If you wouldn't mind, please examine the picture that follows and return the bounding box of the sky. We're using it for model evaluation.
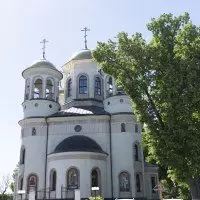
[0,0,200,181]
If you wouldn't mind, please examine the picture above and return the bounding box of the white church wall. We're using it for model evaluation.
[47,116,110,154]
[110,114,142,198]
[23,100,60,118]
[104,95,133,114]
[144,171,159,199]
[47,152,107,198]
[19,120,47,194]
[64,60,103,102]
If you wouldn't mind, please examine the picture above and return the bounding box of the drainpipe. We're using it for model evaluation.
[44,117,49,200]
[109,115,114,200]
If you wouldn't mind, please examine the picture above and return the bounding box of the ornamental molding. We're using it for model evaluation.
[48,151,107,162]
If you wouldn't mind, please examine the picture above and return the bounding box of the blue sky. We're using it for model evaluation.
[0,0,200,181]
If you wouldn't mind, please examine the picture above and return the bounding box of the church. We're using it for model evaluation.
[14,36,159,200]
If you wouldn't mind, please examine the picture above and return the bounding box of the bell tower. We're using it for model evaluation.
[22,58,63,118]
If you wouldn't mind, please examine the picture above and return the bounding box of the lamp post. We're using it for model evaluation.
[91,187,99,200]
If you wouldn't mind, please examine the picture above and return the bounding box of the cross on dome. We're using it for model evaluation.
[40,38,48,59]
[81,27,90,50]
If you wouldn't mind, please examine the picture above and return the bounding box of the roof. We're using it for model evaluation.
[54,135,106,154]
[22,58,63,78]
[51,106,109,117]
[29,59,56,69]
[69,49,93,61]
[144,161,158,168]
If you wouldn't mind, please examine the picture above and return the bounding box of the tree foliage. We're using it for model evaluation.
[93,13,200,197]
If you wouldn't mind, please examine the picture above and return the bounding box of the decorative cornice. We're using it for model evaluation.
[48,151,108,162]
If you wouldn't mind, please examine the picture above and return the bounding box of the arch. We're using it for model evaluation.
[25,78,30,100]
[66,167,79,189]
[79,75,88,94]
[106,76,113,97]
[94,77,101,96]
[135,124,139,133]
[18,177,23,190]
[136,173,141,192]
[67,78,72,97]
[91,167,101,187]
[133,141,141,162]
[50,169,56,191]
[46,78,54,100]
[27,173,38,194]
[33,78,43,99]
[20,147,25,165]
[121,123,126,132]
[151,176,157,193]
[134,144,139,161]
[119,171,130,192]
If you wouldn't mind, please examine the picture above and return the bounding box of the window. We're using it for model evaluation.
[32,128,36,136]
[134,144,139,161]
[20,148,25,164]
[25,79,30,100]
[50,170,56,191]
[46,79,54,100]
[68,79,72,97]
[151,177,156,193]
[79,75,88,94]
[107,76,113,96]
[67,168,79,189]
[119,172,130,192]
[121,123,126,132]
[136,174,141,192]
[135,124,138,133]
[95,77,101,96]
[19,178,23,190]
[27,174,37,193]
[91,169,99,187]
[34,79,43,99]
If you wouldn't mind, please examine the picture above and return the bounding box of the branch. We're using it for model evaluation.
[144,87,165,129]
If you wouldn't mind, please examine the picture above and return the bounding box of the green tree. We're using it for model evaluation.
[93,13,200,199]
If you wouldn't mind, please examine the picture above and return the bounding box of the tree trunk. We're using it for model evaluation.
[190,178,200,200]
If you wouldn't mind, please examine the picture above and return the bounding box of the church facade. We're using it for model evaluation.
[14,49,159,200]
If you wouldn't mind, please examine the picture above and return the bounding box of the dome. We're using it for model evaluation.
[54,135,106,154]
[70,49,93,61]
[22,58,63,79]
[29,59,56,69]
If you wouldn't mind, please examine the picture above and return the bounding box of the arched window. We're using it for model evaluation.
[95,77,101,96]
[19,178,23,190]
[136,174,141,192]
[91,169,99,187]
[79,75,88,94]
[27,174,37,194]
[20,148,25,165]
[134,144,139,161]
[46,79,54,100]
[68,79,72,97]
[25,79,30,100]
[32,128,36,136]
[67,168,79,189]
[135,124,138,133]
[106,76,113,97]
[34,78,43,99]
[151,176,156,193]
[121,123,126,132]
[50,170,56,191]
[119,172,130,192]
